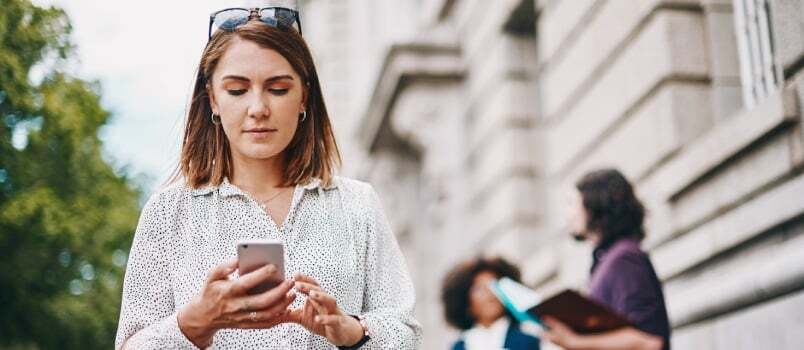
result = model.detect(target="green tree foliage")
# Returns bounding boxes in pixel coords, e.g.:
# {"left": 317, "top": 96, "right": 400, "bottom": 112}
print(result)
{"left": 0, "top": 0, "right": 142, "bottom": 348}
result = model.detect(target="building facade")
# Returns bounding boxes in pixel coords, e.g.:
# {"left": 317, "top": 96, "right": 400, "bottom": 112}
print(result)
{"left": 300, "top": 0, "right": 804, "bottom": 348}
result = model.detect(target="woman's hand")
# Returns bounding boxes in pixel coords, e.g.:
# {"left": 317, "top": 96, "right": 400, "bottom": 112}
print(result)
{"left": 286, "top": 273, "right": 365, "bottom": 347}
{"left": 542, "top": 316, "right": 582, "bottom": 349}
{"left": 177, "top": 259, "right": 297, "bottom": 348}
{"left": 541, "top": 316, "right": 663, "bottom": 350}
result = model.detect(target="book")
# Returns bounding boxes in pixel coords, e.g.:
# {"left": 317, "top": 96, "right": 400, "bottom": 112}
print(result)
{"left": 490, "top": 277, "right": 632, "bottom": 334}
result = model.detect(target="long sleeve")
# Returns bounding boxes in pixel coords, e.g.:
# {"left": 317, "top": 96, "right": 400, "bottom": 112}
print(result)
{"left": 114, "top": 192, "right": 199, "bottom": 350}
{"left": 357, "top": 185, "right": 422, "bottom": 349}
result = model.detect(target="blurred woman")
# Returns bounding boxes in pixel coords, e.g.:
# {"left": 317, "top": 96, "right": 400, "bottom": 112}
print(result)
{"left": 542, "top": 169, "right": 670, "bottom": 350}
{"left": 442, "top": 257, "right": 541, "bottom": 350}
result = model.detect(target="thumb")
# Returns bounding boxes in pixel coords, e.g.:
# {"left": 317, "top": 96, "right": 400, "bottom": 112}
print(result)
{"left": 284, "top": 306, "right": 304, "bottom": 324}
{"left": 206, "top": 258, "right": 238, "bottom": 284}
{"left": 542, "top": 316, "right": 562, "bottom": 329}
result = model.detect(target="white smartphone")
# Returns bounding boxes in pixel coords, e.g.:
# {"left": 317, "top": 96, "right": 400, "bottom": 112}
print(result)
{"left": 236, "top": 239, "right": 285, "bottom": 294}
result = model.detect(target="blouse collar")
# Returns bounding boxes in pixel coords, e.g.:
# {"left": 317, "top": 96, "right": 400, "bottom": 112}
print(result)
{"left": 190, "top": 176, "right": 338, "bottom": 197}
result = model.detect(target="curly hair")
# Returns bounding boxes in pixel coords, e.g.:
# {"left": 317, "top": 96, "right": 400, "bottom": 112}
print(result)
{"left": 440, "top": 257, "right": 522, "bottom": 330}
{"left": 576, "top": 168, "right": 646, "bottom": 248}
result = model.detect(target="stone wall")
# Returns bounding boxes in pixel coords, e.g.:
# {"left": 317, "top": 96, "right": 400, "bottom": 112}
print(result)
{"left": 302, "top": 0, "right": 804, "bottom": 348}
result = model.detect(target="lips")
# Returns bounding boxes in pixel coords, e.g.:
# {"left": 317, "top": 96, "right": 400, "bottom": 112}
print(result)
{"left": 243, "top": 128, "right": 277, "bottom": 133}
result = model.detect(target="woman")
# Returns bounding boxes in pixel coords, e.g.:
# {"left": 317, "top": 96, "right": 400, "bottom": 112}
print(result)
{"left": 441, "top": 257, "right": 541, "bottom": 350}
{"left": 114, "top": 7, "right": 420, "bottom": 349}
{"left": 542, "top": 169, "right": 670, "bottom": 350}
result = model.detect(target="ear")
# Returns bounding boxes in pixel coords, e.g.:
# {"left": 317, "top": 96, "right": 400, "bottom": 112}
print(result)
{"left": 300, "top": 82, "right": 309, "bottom": 114}
{"left": 206, "top": 83, "right": 219, "bottom": 115}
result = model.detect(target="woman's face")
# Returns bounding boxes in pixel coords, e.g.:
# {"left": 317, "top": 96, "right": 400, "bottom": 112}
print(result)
{"left": 207, "top": 38, "right": 306, "bottom": 163}
{"left": 566, "top": 189, "right": 590, "bottom": 241}
{"left": 468, "top": 270, "right": 504, "bottom": 326}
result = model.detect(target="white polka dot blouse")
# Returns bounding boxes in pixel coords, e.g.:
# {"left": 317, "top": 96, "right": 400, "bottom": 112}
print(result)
{"left": 114, "top": 176, "right": 422, "bottom": 349}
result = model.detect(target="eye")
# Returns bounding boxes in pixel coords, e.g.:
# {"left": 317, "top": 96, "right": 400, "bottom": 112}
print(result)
{"left": 269, "top": 88, "right": 289, "bottom": 96}
{"left": 226, "top": 89, "right": 247, "bottom": 96}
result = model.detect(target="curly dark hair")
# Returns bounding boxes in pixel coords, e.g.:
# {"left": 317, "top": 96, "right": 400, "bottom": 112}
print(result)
{"left": 441, "top": 257, "right": 521, "bottom": 330}
{"left": 576, "top": 168, "right": 646, "bottom": 248}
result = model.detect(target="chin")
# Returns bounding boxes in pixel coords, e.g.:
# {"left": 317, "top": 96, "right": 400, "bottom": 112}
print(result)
{"left": 239, "top": 145, "right": 284, "bottom": 160}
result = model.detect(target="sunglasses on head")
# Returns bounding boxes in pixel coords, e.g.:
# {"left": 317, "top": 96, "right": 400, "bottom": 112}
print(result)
{"left": 208, "top": 7, "right": 302, "bottom": 40}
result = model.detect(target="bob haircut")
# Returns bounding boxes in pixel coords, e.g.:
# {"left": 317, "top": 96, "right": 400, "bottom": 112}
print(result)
{"left": 173, "top": 20, "right": 340, "bottom": 188}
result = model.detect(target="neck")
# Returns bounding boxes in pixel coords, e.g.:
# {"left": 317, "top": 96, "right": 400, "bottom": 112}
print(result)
{"left": 476, "top": 317, "right": 500, "bottom": 328}
{"left": 230, "top": 152, "right": 287, "bottom": 194}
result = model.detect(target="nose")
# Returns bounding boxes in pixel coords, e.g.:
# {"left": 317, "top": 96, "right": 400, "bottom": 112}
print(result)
{"left": 247, "top": 92, "right": 270, "bottom": 119}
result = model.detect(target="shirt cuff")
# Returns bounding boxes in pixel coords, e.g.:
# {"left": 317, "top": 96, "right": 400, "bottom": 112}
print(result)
{"left": 358, "top": 314, "right": 380, "bottom": 348}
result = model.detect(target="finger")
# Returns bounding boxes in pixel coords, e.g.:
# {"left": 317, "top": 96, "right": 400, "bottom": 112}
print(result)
{"left": 294, "top": 281, "right": 324, "bottom": 295}
{"left": 303, "top": 298, "right": 317, "bottom": 321}
{"left": 206, "top": 259, "right": 238, "bottom": 284}
{"left": 257, "top": 289, "right": 296, "bottom": 317}
{"left": 230, "top": 264, "right": 279, "bottom": 295}
{"left": 314, "top": 314, "right": 342, "bottom": 327}
{"left": 283, "top": 306, "right": 304, "bottom": 325}
{"left": 542, "top": 316, "right": 571, "bottom": 333}
{"left": 233, "top": 279, "right": 294, "bottom": 311}
{"left": 238, "top": 319, "right": 283, "bottom": 329}
{"left": 309, "top": 290, "right": 338, "bottom": 313}
{"left": 541, "top": 316, "right": 558, "bottom": 328}
{"left": 307, "top": 296, "right": 328, "bottom": 316}
{"left": 233, "top": 313, "right": 288, "bottom": 329}
{"left": 230, "top": 292, "right": 296, "bottom": 323}
{"left": 250, "top": 280, "right": 296, "bottom": 310}
{"left": 541, "top": 330, "right": 558, "bottom": 343}
{"left": 293, "top": 273, "right": 320, "bottom": 286}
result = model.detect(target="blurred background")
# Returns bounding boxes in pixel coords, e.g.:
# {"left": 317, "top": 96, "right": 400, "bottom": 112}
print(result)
{"left": 1, "top": 0, "right": 803, "bottom": 348}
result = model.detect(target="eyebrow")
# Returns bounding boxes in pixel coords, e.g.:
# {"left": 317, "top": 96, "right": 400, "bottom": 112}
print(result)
{"left": 221, "top": 74, "right": 295, "bottom": 83}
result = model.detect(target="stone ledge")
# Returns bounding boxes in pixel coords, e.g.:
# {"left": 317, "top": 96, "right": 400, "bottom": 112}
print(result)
{"left": 672, "top": 288, "right": 804, "bottom": 349}
{"left": 662, "top": 203, "right": 804, "bottom": 327}
{"left": 538, "top": 0, "right": 600, "bottom": 65}
{"left": 358, "top": 41, "right": 465, "bottom": 154}
{"left": 470, "top": 176, "right": 541, "bottom": 235}
{"left": 641, "top": 86, "right": 800, "bottom": 248}
{"left": 541, "top": 1, "right": 701, "bottom": 120}
{"left": 545, "top": 10, "right": 709, "bottom": 176}
{"left": 565, "top": 82, "right": 712, "bottom": 189}
{"left": 654, "top": 170, "right": 804, "bottom": 283}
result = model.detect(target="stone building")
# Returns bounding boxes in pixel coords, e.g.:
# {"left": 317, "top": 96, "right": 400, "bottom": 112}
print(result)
{"left": 300, "top": 0, "right": 804, "bottom": 348}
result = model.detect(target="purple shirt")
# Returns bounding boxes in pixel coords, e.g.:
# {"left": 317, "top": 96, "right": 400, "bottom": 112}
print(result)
{"left": 588, "top": 238, "right": 671, "bottom": 350}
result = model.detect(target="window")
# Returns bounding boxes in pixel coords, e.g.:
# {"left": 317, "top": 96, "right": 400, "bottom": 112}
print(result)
{"left": 732, "top": 0, "right": 782, "bottom": 108}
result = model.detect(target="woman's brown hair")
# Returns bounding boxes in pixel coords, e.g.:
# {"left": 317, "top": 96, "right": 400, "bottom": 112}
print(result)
{"left": 172, "top": 20, "right": 340, "bottom": 188}
{"left": 576, "top": 168, "right": 646, "bottom": 249}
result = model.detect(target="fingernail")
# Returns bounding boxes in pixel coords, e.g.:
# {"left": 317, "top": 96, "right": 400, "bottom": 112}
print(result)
{"left": 314, "top": 316, "right": 321, "bottom": 323}
{"left": 286, "top": 291, "right": 295, "bottom": 298}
